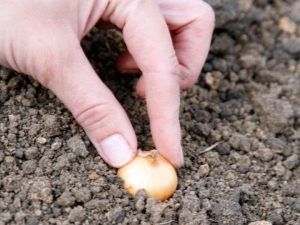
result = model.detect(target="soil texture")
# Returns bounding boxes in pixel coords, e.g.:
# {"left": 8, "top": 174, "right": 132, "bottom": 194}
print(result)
{"left": 1, "top": 1, "right": 300, "bottom": 224}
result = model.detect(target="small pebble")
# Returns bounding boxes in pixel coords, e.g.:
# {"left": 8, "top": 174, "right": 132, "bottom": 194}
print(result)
{"left": 283, "top": 155, "right": 299, "bottom": 170}
{"left": 15, "top": 148, "right": 24, "bottom": 159}
{"left": 36, "top": 137, "right": 47, "bottom": 145}
{"left": 88, "top": 172, "right": 99, "bottom": 180}
{"left": 25, "top": 147, "right": 39, "bottom": 160}
{"left": 216, "top": 142, "right": 231, "bottom": 155}
{"left": 248, "top": 221, "right": 272, "bottom": 225}
{"left": 199, "top": 164, "right": 210, "bottom": 177}
{"left": 279, "top": 17, "right": 297, "bottom": 34}
{"left": 51, "top": 207, "right": 61, "bottom": 217}
{"left": 255, "top": 148, "right": 273, "bottom": 162}
{"left": 5, "top": 156, "right": 15, "bottom": 167}
{"left": 22, "top": 160, "right": 37, "bottom": 174}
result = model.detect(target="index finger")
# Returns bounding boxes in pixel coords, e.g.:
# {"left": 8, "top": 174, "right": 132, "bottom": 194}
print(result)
{"left": 106, "top": 0, "right": 183, "bottom": 167}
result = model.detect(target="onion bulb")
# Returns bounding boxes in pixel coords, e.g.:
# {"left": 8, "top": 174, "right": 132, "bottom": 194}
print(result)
{"left": 117, "top": 150, "right": 178, "bottom": 201}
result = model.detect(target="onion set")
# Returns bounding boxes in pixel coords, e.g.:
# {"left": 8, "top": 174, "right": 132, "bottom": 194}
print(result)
{"left": 117, "top": 150, "right": 178, "bottom": 201}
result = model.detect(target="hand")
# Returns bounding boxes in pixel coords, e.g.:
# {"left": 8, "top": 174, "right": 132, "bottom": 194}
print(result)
{"left": 0, "top": 0, "right": 214, "bottom": 168}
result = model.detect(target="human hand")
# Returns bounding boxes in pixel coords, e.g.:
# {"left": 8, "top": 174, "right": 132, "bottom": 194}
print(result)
{"left": 0, "top": 0, "right": 214, "bottom": 168}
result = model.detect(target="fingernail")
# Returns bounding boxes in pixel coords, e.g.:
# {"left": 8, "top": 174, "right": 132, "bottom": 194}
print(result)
{"left": 178, "top": 146, "right": 185, "bottom": 168}
{"left": 98, "top": 134, "right": 133, "bottom": 168}
{"left": 173, "top": 145, "right": 184, "bottom": 169}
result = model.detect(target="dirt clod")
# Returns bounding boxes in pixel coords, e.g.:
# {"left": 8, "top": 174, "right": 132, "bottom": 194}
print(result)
{"left": 68, "top": 206, "right": 86, "bottom": 222}
{"left": 28, "top": 177, "right": 53, "bottom": 203}
{"left": 57, "top": 191, "right": 75, "bottom": 207}
{"left": 67, "top": 135, "right": 89, "bottom": 158}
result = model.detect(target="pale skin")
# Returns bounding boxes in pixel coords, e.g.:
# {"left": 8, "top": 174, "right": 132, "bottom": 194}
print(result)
{"left": 0, "top": 0, "right": 215, "bottom": 168}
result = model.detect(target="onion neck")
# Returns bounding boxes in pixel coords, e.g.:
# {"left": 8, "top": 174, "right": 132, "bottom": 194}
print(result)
{"left": 138, "top": 149, "right": 157, "bottom": 163}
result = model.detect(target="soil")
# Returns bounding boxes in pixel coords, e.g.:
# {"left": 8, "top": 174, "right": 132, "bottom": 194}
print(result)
{"left": 1, "top": 1, "right": 300, "bottom": 224}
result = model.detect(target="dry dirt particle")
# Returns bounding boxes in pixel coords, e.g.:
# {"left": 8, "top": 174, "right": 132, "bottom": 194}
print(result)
{"left": 199, "top": 164, "right": 210, "bottom": 177}
{"left": 4, "top": 156, "right": 15, "bottom": 167}
{"left": 279, "top": 17, "right": 297, "bottom": 34}
{"left": 84, "top": 199, "right": 110, "bottom": 212}
{"left": 68, "top": 206, "right": 86, "bottom": 223}
{"left": 106, "top": 206, "right": 125, "bottom": 224}
{"left": 25, "top": 146, "right": 39, "bottom": 159}
{"left": 248, "top": 221, "right": 272, "bottom": 225}
{"left": 293, "top": 197, "right": 300, "bottom": 213}
{"left": 56, "top": 191, "right": 75, "bottom": 207}
{"left": 73, "top": 187, "right": 92, "bottom": 203}
{"left": 36, "top": 137, "right": 47, "bottom": 144}
{"left": 0, "top": 212, "right": 12, "bottom": 224}
{"left": 254, "top": 148, "right": 274, "bottom": 162}
{"left": 253, "top": 95, "right": 294, "bottom": 134}
{"left": 14, "top": 211, "right": 26, "bottom": 224}
{"left": 22, "top": 159, "right": 37, "bottom": 174}
{"left": 53, "top": 154, "right": 69, "bottom": 170}
{"left": 88, "top": 171, "right": 99, "bottom": 180}
{"left": 28, "top": 177, "right": 53, "bottom": 203}
{"left": 67, "top": 135, "right": 89, "bottom": 157}
{"left": 283, "top": 154, "right": 299, "bottom": 170}
{"left": 3, "top": 175, "right": 22, "bottom": 192}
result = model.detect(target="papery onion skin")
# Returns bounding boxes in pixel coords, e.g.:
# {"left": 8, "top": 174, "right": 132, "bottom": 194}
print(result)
{"left": 117, "top": 151, "right": 178, "bottom": 201}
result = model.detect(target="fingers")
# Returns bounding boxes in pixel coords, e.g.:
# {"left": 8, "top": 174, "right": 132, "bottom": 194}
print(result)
{"left": 104, "top": 0, "right": 184, "bottom": 168}
{"left": 0, "top": 0, "right": 137, "bottom": 168}
{"left": 36, "top": 38, "right": 137, "bottom": 168}
{"left": 163, "top": 0, "right": 215, "bottom": 89}
{"left": 117, "top": 0, "right": 215, "bottom": 90}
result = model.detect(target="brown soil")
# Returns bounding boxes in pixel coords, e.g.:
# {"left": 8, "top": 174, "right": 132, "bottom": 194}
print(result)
{"left": 1, "top": 1, "right": 300, "bottom": 224}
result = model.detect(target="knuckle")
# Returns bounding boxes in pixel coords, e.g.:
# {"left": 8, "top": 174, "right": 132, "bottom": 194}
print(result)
{"left": 103, "top": 0, "right": 148, "bottom": 28}
{"left": 27, "top": 42, "right": 66, "bottom": 89}
{"left": 179, "top": 68, "right": 198, "bottom": 88}
{"left": 74, "top": 102, "right": 113, "bottom": 132}
{"left": 29, "top": 37, "right": 81, "bottom": 90}
{"left": 33, "top": 57, "right": 59, "bottom": 88}
{"left": 180, "top": 72, "right": 198, "bottom": 89}
{"left": 171, "top": 67, "right": 182, "bottom": 86}
{"left": 148, "top": 54, "right": 181, "bottom": 84}
{"left": 170, "top": 57, "right": 181, "bottom": 76}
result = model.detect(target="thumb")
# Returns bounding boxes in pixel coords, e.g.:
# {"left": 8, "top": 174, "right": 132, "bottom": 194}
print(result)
{"left": 36, "top": 40, "right": 137, "bottom": 168}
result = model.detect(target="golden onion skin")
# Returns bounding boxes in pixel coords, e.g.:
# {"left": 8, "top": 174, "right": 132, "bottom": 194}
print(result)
{"left": 117, "top": 152, "right": 178, "bottom": 201}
